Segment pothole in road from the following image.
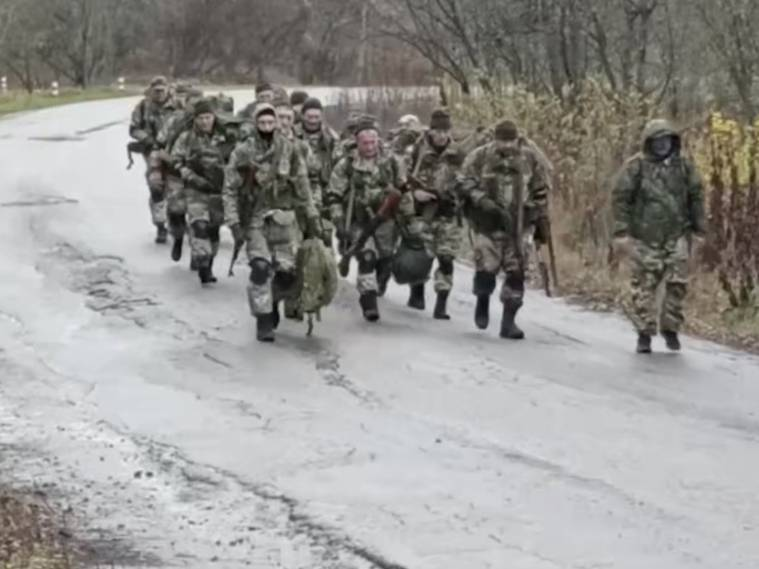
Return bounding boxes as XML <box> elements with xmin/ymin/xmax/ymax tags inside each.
<box><xmin>2</xmin><ymin>195</ymin><xmax>79</xmax><ymax>208</ymax></box>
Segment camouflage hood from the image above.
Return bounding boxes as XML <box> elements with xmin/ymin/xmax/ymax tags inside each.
<box><xmin>641</xmin><ymin>119</ymin><xmax>681</xmax><ymax>158</ymax></box>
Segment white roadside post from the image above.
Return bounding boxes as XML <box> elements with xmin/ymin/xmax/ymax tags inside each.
<box><xmin>118</xmin><ymin>77</ymin><xmax>125</xmax><ymax>91</ymax></box>
<box><xmin>51</xmin><ymin>81</ymin><xmax>59</xmax><ymax>97</ymax></box>
<box><xmin>1</xmin><ymin>76</ymin><xmax>7</xmax><ymax>94</ymax></box>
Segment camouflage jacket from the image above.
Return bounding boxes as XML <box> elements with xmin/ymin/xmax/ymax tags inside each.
<box><xmin>458</xmin><ymin>139</ymin><xmax>548</xmax><ymax>234</ymax></box>
<box><xmin>129</xmin><ymin>97</ymin><xmax>178</xmax><ymax>148</ymax></box>
<box><xmin>295</xmin><ymin>123</ymin><xmax>340</xmax><ymax>190</ymax></box>
<box><xmin>326</xmin><ymin>147</ymin><xmax>406</xmax><ymax>225</ymax></box>
<box><xmin>171</xmin><ymin>123</ymin><xmax>233</xmax><ymax>194</ymax></box>
<box><xmin>406</xmin><ymin>133</ymin><xmax>463</xmax><ymax>218</ymax></box>
<box><xmin>612</xmin><ymin>119</ymin><xmax>705</xmax><ymax>245</ymax></box>
<box><xmin>223</xmin><ymin>131</ymin><xmax>317</xmax><ymax>227</ymax></box>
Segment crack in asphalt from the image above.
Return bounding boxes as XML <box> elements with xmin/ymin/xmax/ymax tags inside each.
<box><xmin>103</xmin><ymin>422</ymin><xmax>409</xmax><ymax>569</ymax></box>
<box><xmin>2</xmin><ymin>195</ymin><xmax>79</xmax><ymax>208</ymax></box>
<box><xmin>75</xmin><ymin>120</ymin><xmax>124</xmax><ymax>135</ymax></box>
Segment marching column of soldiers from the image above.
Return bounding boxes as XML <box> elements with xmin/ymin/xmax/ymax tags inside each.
<box><xmin>129</xmin><ymin>77</ymin><xmax>705</xmax><ymax>352</ymax></box>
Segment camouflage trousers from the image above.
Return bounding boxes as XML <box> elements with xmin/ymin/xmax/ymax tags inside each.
<box><xmin>145</xmin><ymin>151</ymin><xmax>167</xmax><ymax>226</ymax></box>
<box><xmin>628</xmin><ymin>238</ymin><xmax>689</xmax><ymax>335</ymax></box>
<box><xmin>186</xmin><ymin>189</ymin><xmax>223</xmax><ymax>266</ymax></box>
<box><xmin>165</xmin><ymin>174</ymin><xmax>187</xmax><ymax>240</ymax></box>
<box><xmin>245</xmin><ymin>210</ymin><xmax>301</xmax><ymax>316</ymax></box>
<box><xmin>350</xmin><ymin>219</ymin><xmax>397</xmax><ymax>295</ymax></box>
<box><xmin>473</xmin><ymin>230</ymin><xmax>523</xmax><ymax>303</ymax></box>
<box><xmin>404</xmin><ymin>215</ymin><xmax>461</xmax><ymax>291</ymax></box>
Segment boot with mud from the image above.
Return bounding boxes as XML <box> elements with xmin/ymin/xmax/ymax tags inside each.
<box><xmin>155</xmin><ymin>223</ymin><xmax>168</xmax><ymax>244</ymax></box>
<box><xmin>433</xmin><ymin>291</ymin><xmax>451</xmax><ymax>320</ymax></box>
<box><xmin>407</xmin><ymin>284</ymin><xmax>426</xmax><ymax>310</ymax></box>
<box><xmin>499</xmin><ymin>299</ymin><xmax>525</xmax><ymax>340</ymax></box>
<box><xmin>636</xmin><ymin>333</ymin><xmax>652</xmax><ymax>354</ymax></box>
<box><xmin>207</xmin><ymin>257</ymin><xmax>218</xmax><ymax>283</ymax></box>
<box><xmin>256</xmin><ymin>313</ymin><xmax>276</xmax><ymax>342</ymax></box>
<box><xmin>474</xmin><ymin>295</ymin><xmax>490</xmax><ymax>330</ymax></box>
<box><xmin>198</xmin><ymin>257</ymin><xmax>214</xmax><ymax>285</ymax></box>
<box><xmin>272</xmin><ymin>302</ymin><xmax>281</xmax><ymax>330</ymax></box>
<box><xmin>662</xmin><ymin>330</ymin><xmax>681</xmax><ymax>351</ymax></box>
<box><xmin>377</xmin><ymin>259</ymin><xmax>392</xmax><ymax>297</ymax></box>
<box><xmin>171</xmin><ymin>234</ymin><xmax>183</xmax><ymax>262</ymax></box>
<box><xmin>360</xmin><ymin>291</ymin><xmax>380</xmax><ymax>322</ymax></box>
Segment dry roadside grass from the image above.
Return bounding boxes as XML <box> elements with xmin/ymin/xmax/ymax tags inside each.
<box><xmin>0</xmin><ymin>490</ymin><xmax>80</xmax><ymax>569</ymax></box>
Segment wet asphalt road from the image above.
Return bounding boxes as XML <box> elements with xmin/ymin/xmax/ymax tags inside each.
<box><xmin>1</xmin><ymin>91</ymin><xmax>759</xmax><ymax>568</ymax></box>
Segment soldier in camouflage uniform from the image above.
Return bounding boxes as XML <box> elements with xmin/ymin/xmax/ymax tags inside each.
<box><xmin>157</xmin><ymin>88</ymin><xmax>205</xmax><ymax>265</ymax></box>
<box><xmin>401</xmin><ymin>109</ymin><xmax>463</xmax><ymax>319</ymax></box>
<box><xmin>223</xmin><ymin>104</ymin><xmax>322</xmax><ymax>342</ymax></box>
<box><xmin>612</xmin><ymin>119</ymin><xmax>705</xmax><ymax>353</ymax></box>
<box><xmin>457</xmin><ymin>120</ymin><xmax>549</xmax><ymax>339</ymax></box>
<box><xmin>326</xmin><ymin>119</ymin><xmax>406</xmax><ymax>321</ymax></box>
<box><xmin>172</xmin><ymin>99</ymin><xmax>235</xmax><ymax>285</ymax></box>
<box><xmin>295</xmin><ymin>97</ymin><xmax>340</xmax><ymax>246</ymax></box>
<box><xmin>290</xmin><ymin>90</ymin><xmax>309</xmax><ymax>123</ymax></box>
<box><xmin>129</xmin><ymin>76</ymin><xmax>178</xmax><ymax>243</ymax></box>
<box><xmin>237</xmin><ymin>82</ymin><xmax>276</xmax><ymax>120</ymax></box>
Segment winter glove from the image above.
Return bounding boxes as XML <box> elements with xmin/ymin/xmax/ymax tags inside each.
<box><xmin>188</xmin><ymin>173</ymin><xmax>214</xmax><ymax>193</ymax></box>
<box><xmin>533</xmin><ymin>212</ymin><xmax>550</xmax><ymax>246</ymax></box>
<box><xmin>413</xmin><ymin>189</ymin><xmax>438</xmax><ymax>203</ymax></box>
<box><xmin>478</xmin><ymin>197</ymin><xmax>509</xmax><ymax>227</ymax></box>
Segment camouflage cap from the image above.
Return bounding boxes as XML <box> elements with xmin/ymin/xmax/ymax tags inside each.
<box><xmin>150</xmin><ymin>75</ymin><xmax>168</xmax><ymax>89</ymax></box>
<box><xmin>429</xmin><ymin>109</ymin><xmax>452</xmax><ymax>131</ymax></box>
<box><xmin>290</xmin><ymin>90</ymin><xmax>309</xmax><ymax>106</ymax></box>
<box><xmin>255</xmin><ymin>82</ymin><xmax>274</xmax><ymax>95</ymax></box>
<box><xmin>193</xmin><ymin>98</ymin><xmax>215</xmax><ymax>117</ymax></box>
<box><xmin>254</xmin><ymin>103</ymin><xmax>276</xmax><ymax>120</ymax></box>
<box><xmin>494</xmin><ymin>119</ymin><xmax>519</xmax><ymax>142</ymax></box>
<box><xmin>301</xmin><ymin>97</ymin><xmax>323</xmax><ymax>113</ymax></box>
<box><xmin>355</xmin><ymin>115</ymin><xmax>380</xmax><ymax>136</ymax></box>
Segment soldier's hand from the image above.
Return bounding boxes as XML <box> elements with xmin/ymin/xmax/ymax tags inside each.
<box><xmin>478</xmin><ymin>197</ymin><xmax>502</xmax><ymax>214</ymax></box>
<box><xmin>612</xmin><ymin>236</ymin><xmax>636</xmax><ymax>260</ymax></box>
<box><xmin>413</xmin><ymin>189</ymin><xmax>438</xmax><ymax>203</ymax></box>
<box><xmin>230</xmin><ymin>223</ymin><xmax>245</xmax><ymax>246</ymax></box>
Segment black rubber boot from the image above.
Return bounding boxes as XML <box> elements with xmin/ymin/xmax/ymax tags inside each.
<box><xmin>474</xmin><ymin>295</ymin><xmax>490</xmax><ymax>330</ymax></box>
<box><xmin>377</xmin><ymin>259</ymin><xmax>392</xmax><ymax>297</ymax></box>
<box><xmin>360</xmin><ymin>291</ymin><xmax>380</xmax><ymax>322</ymax></box>
<box><xmin>637</xmin><ymin>333</ymin><xmax>652</xmax><ymax>354</ymax></box>
<box><xmin>407</xmin><ymin>284</ymin><xmax>426</xmax><ymax>310</ymax></box>
<box><xmin>171</xmin><ymin>234</ymin><xmax>183</xmax><ymax>262</ymax></box>
<box><xmin>198</xmin><ymin>258</ymin><xmax>214</xmax><ymax>285</ymax></box>
<box><xmin>662</xmin><ymin>331</ymin><xmax>681</xmax><ymax>351</ymax></box>
<box><xmin>256</xmin><ymin>313</ymin><xmax>275</xmax><ymax>342</ymax></box>
<box><xmin>499</xmin><ymin>300</ymin><xmax>525</xmax><ymax>340</ymax></box>
<box><xmin>208</xmin><ymin>256</ymin><xmax>218</xmax><ymax>283</ymax></box>
<box><xmin>155</xmin><ymin>223</ymin><xmax>168</xmax><ymax>244</ymax></box>
<box><xmin>272</xmin><ymin>302</ymin><xmax>281</xmax><ymax>330</ymax></box>
<box><xmin>433</xmin><ymin>291</ymin><xmax>451</xmax><ymax>320</ymax></box>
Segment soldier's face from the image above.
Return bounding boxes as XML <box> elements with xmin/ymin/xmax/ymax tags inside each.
<box><xmin>303</xmin><ymin>109</ymin><xmax>322</xmax><ymax>131</ymax></box>
<box><xmin>257</xmin><ymin>114</ymin><xmax>277</xmax><ymax>134</ymax></box>
<box><xmin>276</xmin><ymin>107</ymin><xmax>294</xmax><ymax>132</ymax></box>
<box><xmin>152</xmin><ymin>87</ymin><xmax>168</xmax><ymax>104</ymax></box>
<box><xmin>357</xmin><ymin>130</ymin><xmax>379</xmax><ymax>158</ymax></box>
<box><xmin>293</xmin><ymin>104</ymin><xmax>304</xmax><ymax>116</ymax></box>
<box><xmin>257</xmin><ymin>90</ymin><xmax>274</xmax><ymax>104</ymax></box>
<box><xmin>650</xmin><ymin>135</ymin><xmax>674</xmax><ymax>159</ymax></box>
<box><xmin>429</xmin><ymin>129</ymin><xmax>449</xmax><ymax>147</ymax></box>
<box><xmin>195</xmin><ymin>112</ymin><xmax>215</xmax><ymax>134</ymax></box>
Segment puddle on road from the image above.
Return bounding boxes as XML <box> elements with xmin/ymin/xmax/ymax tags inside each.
<box><xmin>1</xmin><ymin>195</ymin><xmax>79</xmax><ymax>208</ymax></box>
<box><xmin>27</xmin><ymin>135</ymin><xmax>86</xmax><ymax>142</ymax></box>
<box><xmin>76</xmin><ymin>120</ymin><xmax>124</xmax><ymax>135</ymax></box>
